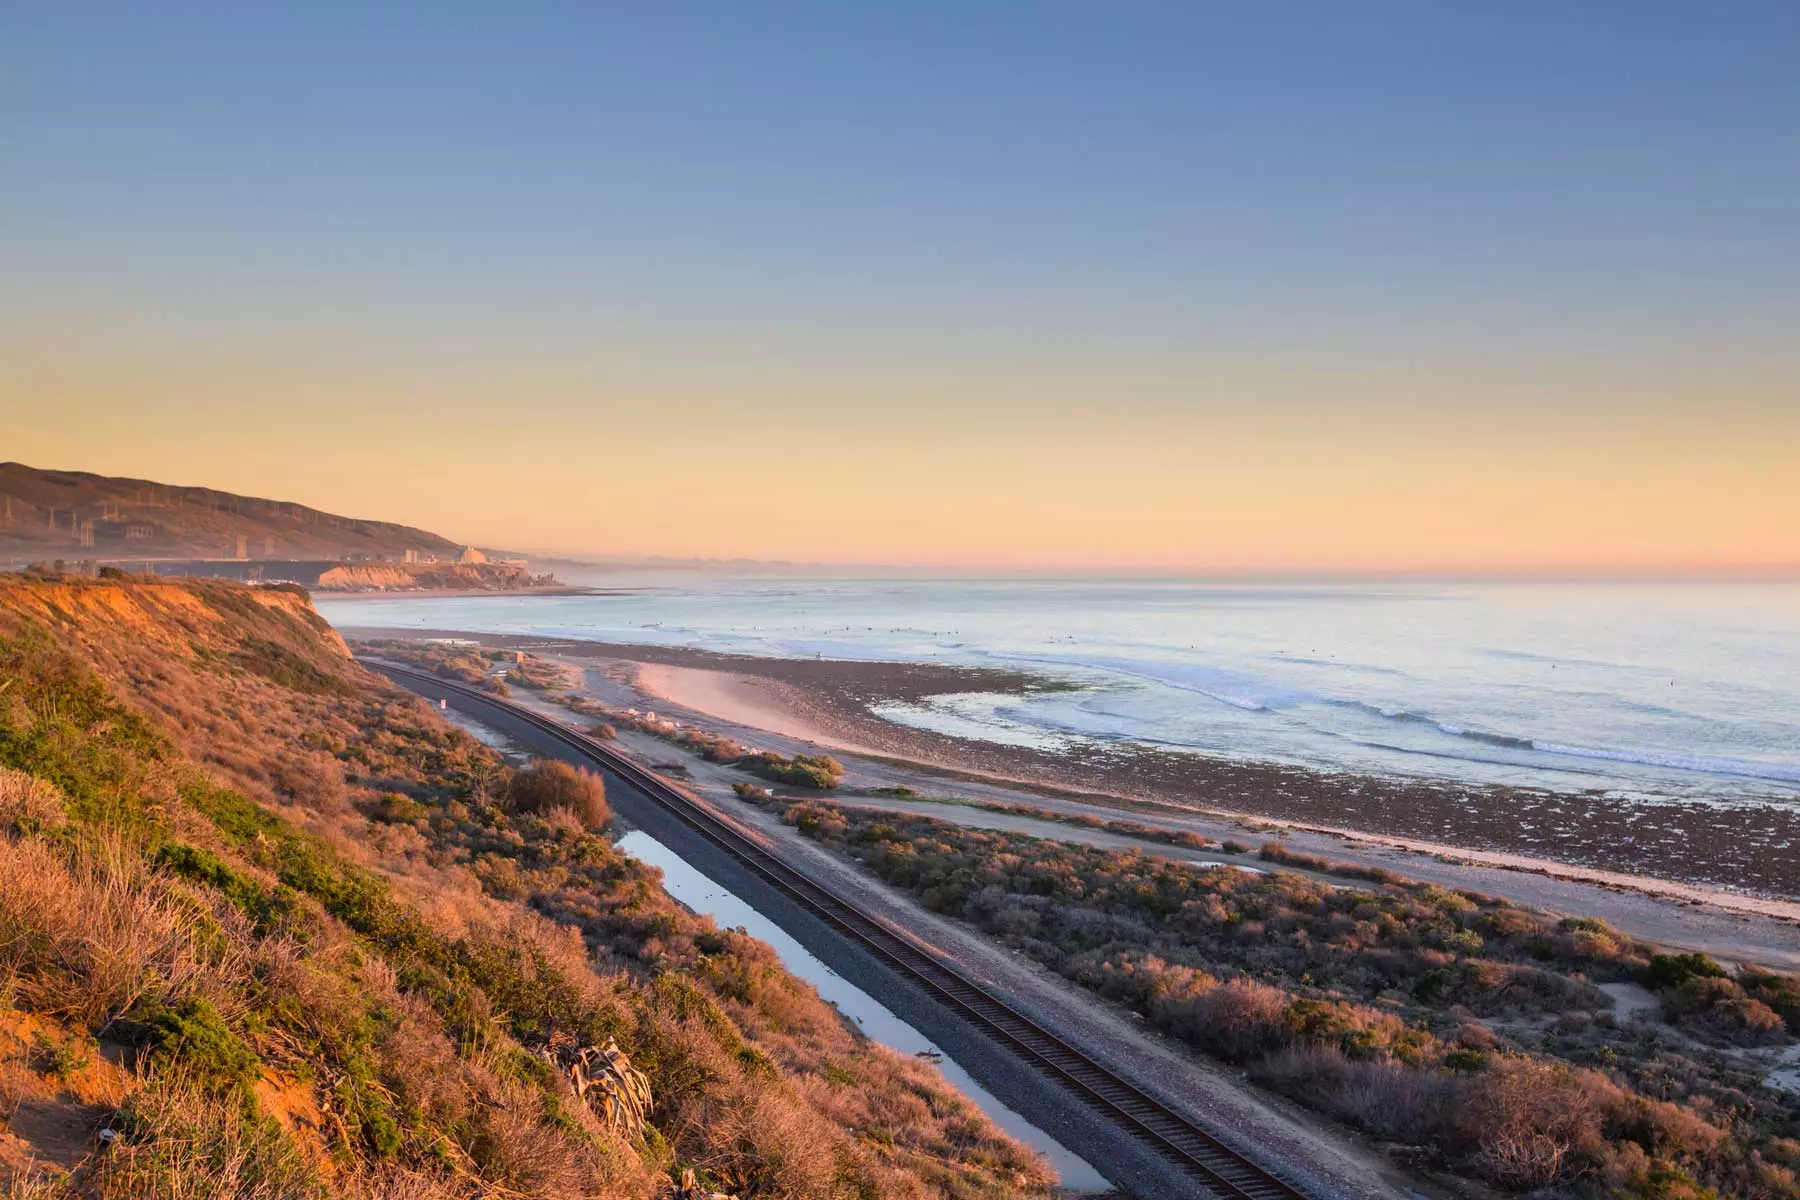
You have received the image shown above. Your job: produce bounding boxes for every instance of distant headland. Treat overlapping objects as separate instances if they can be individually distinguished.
[0,462,559,592]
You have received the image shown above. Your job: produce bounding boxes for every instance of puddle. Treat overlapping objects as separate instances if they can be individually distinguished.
[438,703,523,753]
[617,829,1110,1191]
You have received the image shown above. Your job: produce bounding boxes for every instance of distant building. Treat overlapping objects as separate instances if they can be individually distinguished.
[403,549,420,564]
[235,535,249,559]
[78,520,95,548]
[263,535,277,557]
[124,524,156,541]
[457,546,488,564]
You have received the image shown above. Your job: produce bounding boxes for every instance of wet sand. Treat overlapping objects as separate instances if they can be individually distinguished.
[344,626,1800,899]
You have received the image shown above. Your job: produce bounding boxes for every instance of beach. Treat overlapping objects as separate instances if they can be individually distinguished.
[343,621,1800,945]
[615,652,1800,962]
[384,628,1800,892]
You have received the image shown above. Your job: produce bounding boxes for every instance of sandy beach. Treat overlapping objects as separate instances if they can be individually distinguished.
[626,654,1800,919]
[343,624,1800,907]
[632,662,891,756]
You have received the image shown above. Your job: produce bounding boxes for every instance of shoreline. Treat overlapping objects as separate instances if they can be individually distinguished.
[312,584,607,599]
[340,625,1800,902]
[629,658,1800,928]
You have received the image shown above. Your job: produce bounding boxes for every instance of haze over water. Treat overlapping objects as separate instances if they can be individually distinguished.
[321,578,1800,807]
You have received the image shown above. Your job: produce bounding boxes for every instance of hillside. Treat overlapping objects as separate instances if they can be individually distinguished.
[0,572,1050,1199]
[0,463,464,562]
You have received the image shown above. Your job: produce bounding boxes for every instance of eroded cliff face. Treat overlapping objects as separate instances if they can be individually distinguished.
[313,561,548,591]
[0,573,353,676]
[313,564,415,590]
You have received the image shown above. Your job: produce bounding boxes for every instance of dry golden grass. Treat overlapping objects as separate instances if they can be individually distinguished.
[0,576,1055,1199]
[0,836,217,1031]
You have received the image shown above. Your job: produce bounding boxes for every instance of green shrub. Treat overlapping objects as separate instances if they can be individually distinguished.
[133,998,260,1093]
[753,753,843,790]
[33,1030,93,1081]
[1645,952,1728,991]
[153,841,297,930]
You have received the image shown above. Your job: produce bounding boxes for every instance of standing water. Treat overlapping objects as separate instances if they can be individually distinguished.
[410,702,1109,1189]
[615,829,1111,1191]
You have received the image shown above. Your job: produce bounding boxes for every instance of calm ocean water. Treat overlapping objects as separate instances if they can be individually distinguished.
[319,578,1800,806]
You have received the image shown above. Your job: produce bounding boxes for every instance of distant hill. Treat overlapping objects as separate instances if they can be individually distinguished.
[0,462,464,562]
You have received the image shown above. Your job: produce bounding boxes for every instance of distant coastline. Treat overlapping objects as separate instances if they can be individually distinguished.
[311,583,599,598]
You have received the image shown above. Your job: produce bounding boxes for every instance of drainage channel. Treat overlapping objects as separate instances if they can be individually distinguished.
[447,700,1109,1191]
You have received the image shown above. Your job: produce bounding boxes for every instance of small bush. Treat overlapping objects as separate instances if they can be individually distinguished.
[1645,952,1728,991]
[33,1030,93,1081]
[753,753,843,790]
[90,1079,318,1196]
[132,997,260,1094]
[1259,842,1331,872]
[506,759,609,828]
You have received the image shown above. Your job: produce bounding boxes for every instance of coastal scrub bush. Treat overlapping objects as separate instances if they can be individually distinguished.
[233,634,358,697]
[1259,842,1332,872]
[507,758,609,828]
[754,753,844,790]
[1645,952,1729,990]
[131,996,261,1094]
[779,797,1800,1198]
[89,1079,320,1198]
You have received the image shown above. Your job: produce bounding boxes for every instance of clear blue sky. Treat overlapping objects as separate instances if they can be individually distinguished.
[4,4,1797,570]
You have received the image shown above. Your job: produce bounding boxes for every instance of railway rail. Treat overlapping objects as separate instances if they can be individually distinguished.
[367,657,1313,1200]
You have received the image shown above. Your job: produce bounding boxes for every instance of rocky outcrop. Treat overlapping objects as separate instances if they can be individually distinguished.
[312,561,554,592]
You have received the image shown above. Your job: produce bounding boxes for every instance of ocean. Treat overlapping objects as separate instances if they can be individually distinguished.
[318,577,1800,807]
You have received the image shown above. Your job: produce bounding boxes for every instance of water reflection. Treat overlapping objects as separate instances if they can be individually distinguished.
[615,829,1109,1192]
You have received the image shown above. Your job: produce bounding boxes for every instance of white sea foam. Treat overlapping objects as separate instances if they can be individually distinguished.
[1530,742,1800,785]
[316,578,1800,805]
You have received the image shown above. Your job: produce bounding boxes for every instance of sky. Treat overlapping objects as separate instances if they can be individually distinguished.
[3,4,1797,575]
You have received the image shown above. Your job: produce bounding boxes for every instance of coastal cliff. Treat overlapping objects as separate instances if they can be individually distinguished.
[0,573,1050,1199]
[313,561,556,591]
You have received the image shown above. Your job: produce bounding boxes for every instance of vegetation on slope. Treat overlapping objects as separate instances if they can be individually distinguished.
[0,575,1051,1199]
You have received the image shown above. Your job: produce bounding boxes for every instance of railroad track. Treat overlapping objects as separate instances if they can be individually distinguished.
[367,658,1313,1200]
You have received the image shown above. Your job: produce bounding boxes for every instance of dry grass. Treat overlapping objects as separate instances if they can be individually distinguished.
[0,836,217,1031]
[80,1074,318,1200]
[0,578,1054,1199]
[0,770,64,832]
